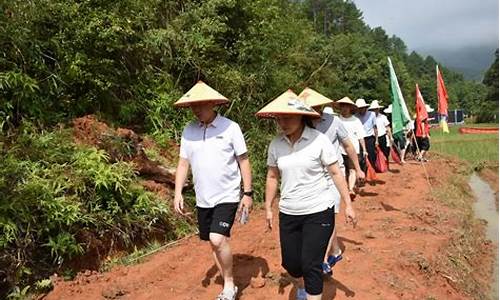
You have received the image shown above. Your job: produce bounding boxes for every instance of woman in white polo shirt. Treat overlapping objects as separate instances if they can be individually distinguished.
[336,97,367,197]
[257,90,356,300]
[369,100,392,160]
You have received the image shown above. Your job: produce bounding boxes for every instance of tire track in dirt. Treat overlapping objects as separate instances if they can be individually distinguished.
[46,161,476,300]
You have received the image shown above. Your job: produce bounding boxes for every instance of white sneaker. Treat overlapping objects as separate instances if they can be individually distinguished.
[216,286,238,300]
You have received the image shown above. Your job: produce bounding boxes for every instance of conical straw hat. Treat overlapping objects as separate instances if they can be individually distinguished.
[298,88,333,108]
[256,89,320,119]
[335,96,356,106]
[174,81,229,107]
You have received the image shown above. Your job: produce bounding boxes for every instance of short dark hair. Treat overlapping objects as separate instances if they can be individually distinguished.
[302,116,315,128]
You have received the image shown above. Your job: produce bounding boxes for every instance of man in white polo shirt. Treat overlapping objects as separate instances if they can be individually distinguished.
[355,98,378,170]
[173,81,253,300]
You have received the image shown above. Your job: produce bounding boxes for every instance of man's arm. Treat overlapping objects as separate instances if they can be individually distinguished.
[174,158,190,215]
[237,153,253,214]
[341,138,365,180]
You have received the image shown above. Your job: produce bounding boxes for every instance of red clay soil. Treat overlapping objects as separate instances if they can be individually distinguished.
[45,161,490,300]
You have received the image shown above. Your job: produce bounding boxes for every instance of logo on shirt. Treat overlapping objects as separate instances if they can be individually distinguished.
[219,221,230,228]
[321,223,331,227]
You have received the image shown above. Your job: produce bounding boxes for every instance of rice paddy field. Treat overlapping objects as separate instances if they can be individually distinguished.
[430,123,499,165]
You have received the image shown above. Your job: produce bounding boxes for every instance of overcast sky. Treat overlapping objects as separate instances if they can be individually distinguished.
[353,0,499,51]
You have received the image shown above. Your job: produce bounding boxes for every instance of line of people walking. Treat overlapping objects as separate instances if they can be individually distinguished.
[172,81,414,300]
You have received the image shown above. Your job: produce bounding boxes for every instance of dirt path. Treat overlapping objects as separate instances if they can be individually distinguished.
[46,161,478,300]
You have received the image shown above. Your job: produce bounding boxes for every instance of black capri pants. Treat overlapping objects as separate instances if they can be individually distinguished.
[378,134,390,159]
[279,208,334,295]
[364,135,377,168]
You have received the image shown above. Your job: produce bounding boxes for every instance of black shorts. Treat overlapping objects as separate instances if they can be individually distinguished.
[279,208,334,295]
[394,133,406,151]
[197,202,239,241]
[417,137,430,151]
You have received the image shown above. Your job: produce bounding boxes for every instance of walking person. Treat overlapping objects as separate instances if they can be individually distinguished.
[173,81,253,300]
[337,97,368,197]
[355,99,378,169]
[299,88,363,276]
[369,100,392,160]
[257,90,357,300]
[384,104,408,163]
[415,105,433,162]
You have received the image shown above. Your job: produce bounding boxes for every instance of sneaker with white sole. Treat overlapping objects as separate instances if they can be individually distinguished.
[216,286,238,300]
[296,287,307,300]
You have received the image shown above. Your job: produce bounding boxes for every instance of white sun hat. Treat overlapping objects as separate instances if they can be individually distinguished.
[383,104,392,114]
[355,98,370,108]
[368,100,384,110]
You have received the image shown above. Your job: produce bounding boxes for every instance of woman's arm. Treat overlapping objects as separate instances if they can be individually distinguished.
[265,166,280,230]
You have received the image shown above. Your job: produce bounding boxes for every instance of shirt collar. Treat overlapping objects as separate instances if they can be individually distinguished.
[280,126,314,144]
[198,113,221,128]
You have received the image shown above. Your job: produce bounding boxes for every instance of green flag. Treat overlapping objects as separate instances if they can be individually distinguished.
[388,57,411,135]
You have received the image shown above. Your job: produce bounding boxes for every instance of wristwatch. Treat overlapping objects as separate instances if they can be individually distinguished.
[243,190,254,197]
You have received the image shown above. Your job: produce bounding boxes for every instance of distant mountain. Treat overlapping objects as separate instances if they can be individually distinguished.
[415,45,498,81]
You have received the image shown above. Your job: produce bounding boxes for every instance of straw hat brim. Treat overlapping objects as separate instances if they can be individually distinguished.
[255,111,321,119]
[256,89,321,119]
[174,99,229,108]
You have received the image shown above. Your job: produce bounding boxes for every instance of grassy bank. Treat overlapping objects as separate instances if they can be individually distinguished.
[430,124,498,165]
[431,159,495,300]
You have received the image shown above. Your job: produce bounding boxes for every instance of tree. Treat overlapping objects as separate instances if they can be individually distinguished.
[483,49,499,102]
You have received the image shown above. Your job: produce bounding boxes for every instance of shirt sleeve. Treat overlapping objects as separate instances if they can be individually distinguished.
[383,116,390,127]
[319,134,338,166]
[335,118,349,141]
[179,135,188,159]
[231,123,248,156]
[356,120,365,140]
[266,141,277,167]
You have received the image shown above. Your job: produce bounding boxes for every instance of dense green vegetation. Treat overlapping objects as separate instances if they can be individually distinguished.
[0,0,496,296]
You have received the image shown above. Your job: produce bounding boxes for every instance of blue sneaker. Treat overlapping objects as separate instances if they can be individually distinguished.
[296,287,307,300]
[322,262,332,275]
[327,253,343,267]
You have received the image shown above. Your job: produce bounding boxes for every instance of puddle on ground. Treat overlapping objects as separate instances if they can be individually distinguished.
[469,173,499,299]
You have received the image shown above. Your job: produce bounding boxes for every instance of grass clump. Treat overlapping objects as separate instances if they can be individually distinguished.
[0,123,194,298]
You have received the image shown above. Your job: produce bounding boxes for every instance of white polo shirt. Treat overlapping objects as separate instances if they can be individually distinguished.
[267,126,337,216]
[179,114,247,208]
[315,112,347,210]
[338,116,365,154]
[356,111,377,137]
[376,114,390,137]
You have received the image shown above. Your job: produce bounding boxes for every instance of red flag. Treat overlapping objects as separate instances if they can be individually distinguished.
[415,84,429,137]
[436,65,448,116]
